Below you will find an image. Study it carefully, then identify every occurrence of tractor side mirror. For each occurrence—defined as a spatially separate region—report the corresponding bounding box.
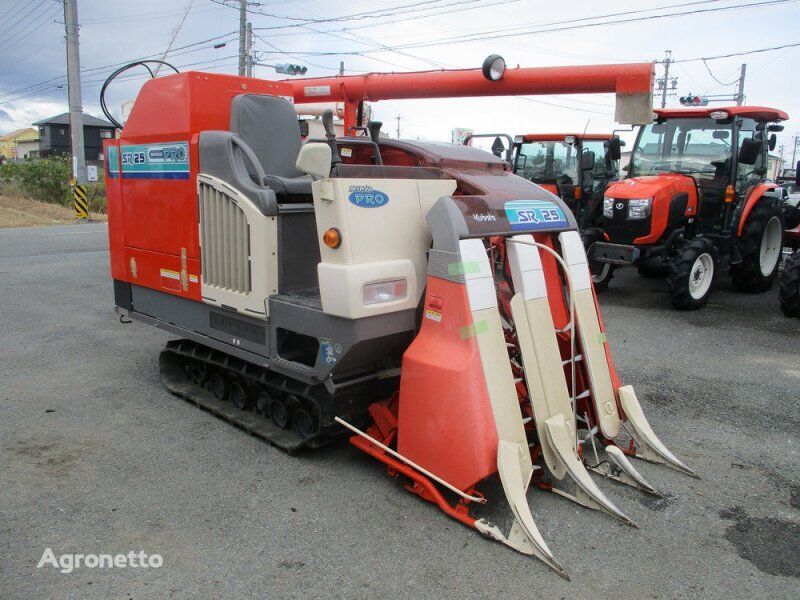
[581,150,596,171]
[768,133,777,152]
[768,124,784,132]
[296,142,332,180]
[491,136,506,158]
[737,137,761,165]
[607,137,622,161]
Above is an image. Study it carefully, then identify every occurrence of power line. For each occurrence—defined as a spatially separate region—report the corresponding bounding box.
[675,40,800,62]
[0,31,238,105]
[290,0,796,55]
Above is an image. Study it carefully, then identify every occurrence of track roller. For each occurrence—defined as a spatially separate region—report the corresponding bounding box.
[229,380,253,410]
[208,372,228,401]
[293,408,317,439]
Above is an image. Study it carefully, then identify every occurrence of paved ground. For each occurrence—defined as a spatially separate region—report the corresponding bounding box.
[1,223,798,599]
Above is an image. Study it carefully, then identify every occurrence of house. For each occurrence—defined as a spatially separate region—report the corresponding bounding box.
[32,112,115,162]
[0,128,39,160]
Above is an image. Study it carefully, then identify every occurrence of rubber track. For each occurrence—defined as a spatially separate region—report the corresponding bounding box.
[160,339,343,453]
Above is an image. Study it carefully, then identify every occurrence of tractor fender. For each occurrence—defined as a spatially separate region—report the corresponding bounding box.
[737,183,779,236]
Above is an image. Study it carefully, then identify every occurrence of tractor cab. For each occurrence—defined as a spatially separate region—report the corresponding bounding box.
[511,134,622,230]
[592,106,788,308]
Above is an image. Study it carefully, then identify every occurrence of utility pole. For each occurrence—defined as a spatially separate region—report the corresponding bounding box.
[238,0,247,76]
[245,22,253,77]
[63,0,86,185]
[339,61,345,76]
[656,50,675,109]
[395,114,402,139]
[791,135,799,168]
[735,63,746,106]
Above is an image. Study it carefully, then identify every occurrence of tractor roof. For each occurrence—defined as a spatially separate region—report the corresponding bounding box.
[519,133,612,142]
[654,106,788,121]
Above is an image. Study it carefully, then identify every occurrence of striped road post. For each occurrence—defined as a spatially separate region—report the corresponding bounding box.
[72,181,88,219]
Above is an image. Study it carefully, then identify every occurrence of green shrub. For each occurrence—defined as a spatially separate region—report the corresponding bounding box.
[0,156,71,205]
[0,156,107,213]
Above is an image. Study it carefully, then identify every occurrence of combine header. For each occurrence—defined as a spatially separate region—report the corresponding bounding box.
[104,60,694,578]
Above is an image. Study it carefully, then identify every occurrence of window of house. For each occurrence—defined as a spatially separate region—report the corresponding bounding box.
[100,130,112,139]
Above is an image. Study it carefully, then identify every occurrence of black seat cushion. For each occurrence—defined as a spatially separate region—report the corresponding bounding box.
[264,174,312,196]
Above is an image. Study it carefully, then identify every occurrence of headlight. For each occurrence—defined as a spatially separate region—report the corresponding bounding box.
[363,279,407,305]
[482,54,506,81]
[603,197,614,218]
[627,198,652,220]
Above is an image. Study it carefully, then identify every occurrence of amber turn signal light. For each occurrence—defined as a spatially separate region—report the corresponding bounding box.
[724,185,735,203]
[323,227,342,248]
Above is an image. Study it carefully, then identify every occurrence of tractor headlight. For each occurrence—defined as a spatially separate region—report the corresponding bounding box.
[603,197,614,218]
[627,198,652,220]
[363,279,407,305]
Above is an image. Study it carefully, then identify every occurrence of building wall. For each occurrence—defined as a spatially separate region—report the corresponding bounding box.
[38,124,114,161]
[15,139,40,160]
[0,128,39,159]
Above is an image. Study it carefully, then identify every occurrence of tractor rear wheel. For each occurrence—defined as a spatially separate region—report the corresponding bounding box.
[732,200,784,292]
[779,251,800,318]
[580,231,614,292]
[667,237,717,310]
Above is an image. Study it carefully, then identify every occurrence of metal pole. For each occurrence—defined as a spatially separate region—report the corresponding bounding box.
[238,0,247,76]
[245,22,253,77]
[395,114,401,138]
[339,61,344,76]
[64,0,86,184]
[791,135,799,167]
[736,63,746,106]
[660,50,671,109]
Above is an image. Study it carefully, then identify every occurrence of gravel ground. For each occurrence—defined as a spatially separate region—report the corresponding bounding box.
[1,223,798,599]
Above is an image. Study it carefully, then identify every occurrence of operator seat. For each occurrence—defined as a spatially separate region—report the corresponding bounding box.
[230,94,313,197]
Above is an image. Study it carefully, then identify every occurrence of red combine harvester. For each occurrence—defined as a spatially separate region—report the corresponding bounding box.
[591,106,788,307]
[104,59,695,578]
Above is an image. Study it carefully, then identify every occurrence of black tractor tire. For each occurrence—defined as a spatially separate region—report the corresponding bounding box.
[667,237,718,310]
[731,199,784,293]
[580,231,614,293]
[779,251,800,318]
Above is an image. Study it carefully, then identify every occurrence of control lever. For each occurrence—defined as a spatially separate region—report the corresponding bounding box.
[322,109,341,168]
[367,121,383,165]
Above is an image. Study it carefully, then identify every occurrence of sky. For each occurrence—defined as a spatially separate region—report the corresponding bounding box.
[0,0,799,164]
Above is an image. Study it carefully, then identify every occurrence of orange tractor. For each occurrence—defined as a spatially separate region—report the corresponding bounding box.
[589,106,787,307]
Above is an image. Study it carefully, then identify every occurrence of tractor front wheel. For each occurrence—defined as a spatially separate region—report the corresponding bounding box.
[580,231,614,292]
[667,237,717,310]
[779,251,800,318]
[732,200,784,292]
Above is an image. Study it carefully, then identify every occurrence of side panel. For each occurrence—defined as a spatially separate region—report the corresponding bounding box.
[104,140,126,281]
[397,277,498,491]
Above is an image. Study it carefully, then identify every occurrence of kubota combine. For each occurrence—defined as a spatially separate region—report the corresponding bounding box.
[591,106,788,308]
[103,59,695,579]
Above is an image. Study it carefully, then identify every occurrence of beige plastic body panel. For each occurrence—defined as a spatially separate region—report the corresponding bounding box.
[312,176,457,319]
[558,231,620,439]
[619,385,696,476]
[509,294,569,480]
[459,239,564,576]
[197,174,277,319]
[506,235,574,480]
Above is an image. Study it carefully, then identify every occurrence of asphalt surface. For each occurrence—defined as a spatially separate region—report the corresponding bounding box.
[1,223,798,599]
